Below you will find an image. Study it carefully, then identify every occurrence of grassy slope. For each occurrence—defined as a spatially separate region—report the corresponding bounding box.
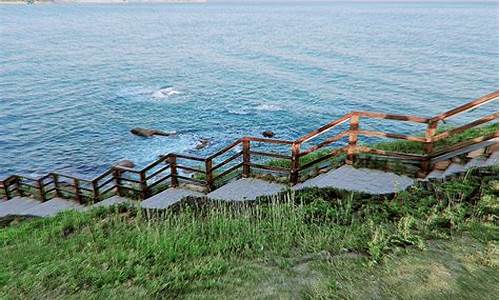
[0,169,498,299]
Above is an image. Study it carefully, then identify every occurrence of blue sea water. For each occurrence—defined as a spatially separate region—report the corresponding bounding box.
[0,1,498,178]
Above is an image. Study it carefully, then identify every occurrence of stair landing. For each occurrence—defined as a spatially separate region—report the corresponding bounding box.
[207,178,286,201]
[294,165,415,195]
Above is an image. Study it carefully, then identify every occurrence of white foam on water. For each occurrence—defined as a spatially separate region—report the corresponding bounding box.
[255,103,284,112]
[151,87,181,99]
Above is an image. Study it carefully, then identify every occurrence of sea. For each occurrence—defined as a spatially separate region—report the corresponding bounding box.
[0,1,498,178]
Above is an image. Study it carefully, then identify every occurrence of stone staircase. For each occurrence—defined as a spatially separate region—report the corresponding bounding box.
[1,147,497,220]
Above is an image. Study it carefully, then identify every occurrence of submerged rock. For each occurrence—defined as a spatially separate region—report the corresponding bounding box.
[130,127,176,137]
[262,130,274,138]
[196,138,210,150]
[115,160,135,168]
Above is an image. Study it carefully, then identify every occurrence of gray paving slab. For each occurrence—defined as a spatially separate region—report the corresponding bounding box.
[22,198,85,217]
[207,178,286,201]
[431,139,497,164]
[90,196,134,209]
[294,165,414,195]
[0,197,41,218]
[442,163,466,177]
[141,188,204,209]
[485,152,499,167]
[425,170,445,181]
[465,157,487,170]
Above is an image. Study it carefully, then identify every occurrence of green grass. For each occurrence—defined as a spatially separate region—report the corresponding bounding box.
[0,168,498,299]
[372,122,498,154]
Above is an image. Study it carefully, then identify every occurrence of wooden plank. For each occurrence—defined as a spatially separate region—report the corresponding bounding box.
[296,113,352,143]
[176,175,205,185]
[430,90,499,122]
[356,146,427,161]
[250,163,289,173]
[242,139,251,177]
[431,112,499,142]
[207,139,242,160]
[176,154,206,162]
[213,163,243,181]
[211,152,242,171]
[289,142,300,184]
[356,111,429,123]
[357,130,427,143]
[299,130,349,157]
[430,131,499,158]
[299,147,347,171]
[346,113,360,164]
[145,164,170,181]
[147,174,171,190]
[176,165,206,174]
[249,151,292,160]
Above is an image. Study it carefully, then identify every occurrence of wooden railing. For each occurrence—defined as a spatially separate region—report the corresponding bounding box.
[1,90,498,203]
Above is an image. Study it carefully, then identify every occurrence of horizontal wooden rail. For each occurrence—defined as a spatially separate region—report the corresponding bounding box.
[357,130,427,143]
[356,111,430,123]
[211,152,242,172]
[356,146,427,161]
[430,90,499,122]
[296,113,352,143]
[206,139,242,160]
[431,112,499,142]
[249,151,292,160]
[1,90,497,201]
[299,130,350,157]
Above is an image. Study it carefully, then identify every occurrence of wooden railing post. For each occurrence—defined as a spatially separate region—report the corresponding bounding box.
[346,113,359,165]
[52,173,62,198]
[139,171,149,200]
[38,178,46,202]
[2,178,12,200]
[91,179,100,203]
[113,168,124,197]
[205,158,213,192]
[290,142,301,185]
[170,154,179,188]
[420,120,439,177]
[242,138,251,178]
[73,178,82,203]
[14,176,23,197]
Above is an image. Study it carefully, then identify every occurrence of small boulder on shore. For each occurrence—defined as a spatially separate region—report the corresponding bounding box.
[262,130,274,138]
[130,127,176,138]
[115,160,135,168]
[196,138,210,150]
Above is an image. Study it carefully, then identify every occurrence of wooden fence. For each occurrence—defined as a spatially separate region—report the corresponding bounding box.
[1,91,498,203]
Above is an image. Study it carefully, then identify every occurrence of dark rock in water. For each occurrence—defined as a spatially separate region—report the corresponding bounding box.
[262,130,274,138]
[131,127,176,137]
[115,160,135,168]
[196,138,210,150]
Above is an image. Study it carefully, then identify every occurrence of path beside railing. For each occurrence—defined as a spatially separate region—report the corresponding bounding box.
[1,91,498,204]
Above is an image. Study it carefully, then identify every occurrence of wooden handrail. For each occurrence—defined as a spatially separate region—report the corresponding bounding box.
[1,90,497,200]
[430,90,499,122]
[295,113,353,144]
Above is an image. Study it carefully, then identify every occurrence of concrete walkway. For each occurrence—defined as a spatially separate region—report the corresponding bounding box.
[141,188,204,209]
[207,178,286,201]
[294,165,415,195]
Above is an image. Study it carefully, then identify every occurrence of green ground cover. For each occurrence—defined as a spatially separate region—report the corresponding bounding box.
[0,168,498,299]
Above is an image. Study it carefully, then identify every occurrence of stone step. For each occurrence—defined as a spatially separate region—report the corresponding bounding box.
[207,178,286,201]
[90,196,134,209]
[22,198,85,217]
[141,188,204,209]
[425,170,445,181]
[294,165,414,195]
[431,139,497,164]
[0,197,41,218]
[442,163,466,177]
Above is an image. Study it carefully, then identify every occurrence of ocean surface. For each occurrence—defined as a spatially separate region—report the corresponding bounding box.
[0,1,498,178]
